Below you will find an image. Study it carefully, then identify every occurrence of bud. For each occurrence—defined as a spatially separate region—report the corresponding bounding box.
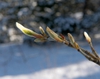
[39,26,45,35]
[46,27,63,42]
[68,33,75,45]
[84,32,91,43]
[39,26,47,37]
[16,22,43,38]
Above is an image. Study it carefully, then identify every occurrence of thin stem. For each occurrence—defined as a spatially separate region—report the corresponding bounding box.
[89,42,99,58]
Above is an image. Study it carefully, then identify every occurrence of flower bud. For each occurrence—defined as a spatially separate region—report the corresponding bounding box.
[68,33,75,45]
[16,22,43,38]
[39,26,45,35]
[84,32,91,43]
[46,27,63,42]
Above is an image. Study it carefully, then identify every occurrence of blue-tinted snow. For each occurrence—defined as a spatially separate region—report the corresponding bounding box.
[0,43,100,79]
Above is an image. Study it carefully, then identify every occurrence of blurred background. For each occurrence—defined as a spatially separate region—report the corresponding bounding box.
[0,0,100,44]
[0,0,100,79]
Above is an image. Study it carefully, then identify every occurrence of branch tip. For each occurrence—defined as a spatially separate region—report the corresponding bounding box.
[84,32,91,43]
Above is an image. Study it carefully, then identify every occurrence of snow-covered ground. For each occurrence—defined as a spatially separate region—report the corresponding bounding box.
[0,43,100,79]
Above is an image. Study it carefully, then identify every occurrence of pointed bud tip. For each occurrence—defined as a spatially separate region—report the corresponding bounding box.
[46,27,49,30]
[16,22,24,30]
[84,32,91,43]
[16,22,19,27]
[16,22,18,24]
[46,27,51,33]
[16,22,20,27]
[84,32,89,38]
[16,22,23,30]
[16,22,18,25]
[39,26,42,29]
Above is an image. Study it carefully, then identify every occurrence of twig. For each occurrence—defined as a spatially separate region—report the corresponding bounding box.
[16,22,100,66]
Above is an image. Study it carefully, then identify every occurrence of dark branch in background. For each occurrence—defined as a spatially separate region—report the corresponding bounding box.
[83,0,90,17]
[16,22,100,66]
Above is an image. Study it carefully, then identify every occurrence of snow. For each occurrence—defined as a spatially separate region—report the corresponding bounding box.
[71,12,83,20]
[0,43,100,79]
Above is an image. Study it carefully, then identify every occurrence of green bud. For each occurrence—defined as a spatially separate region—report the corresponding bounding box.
[68,33,75,46]
[46,27,63,42]
[16,22,43,38]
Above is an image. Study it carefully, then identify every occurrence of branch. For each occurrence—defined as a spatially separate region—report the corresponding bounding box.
[16,22,100,66]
